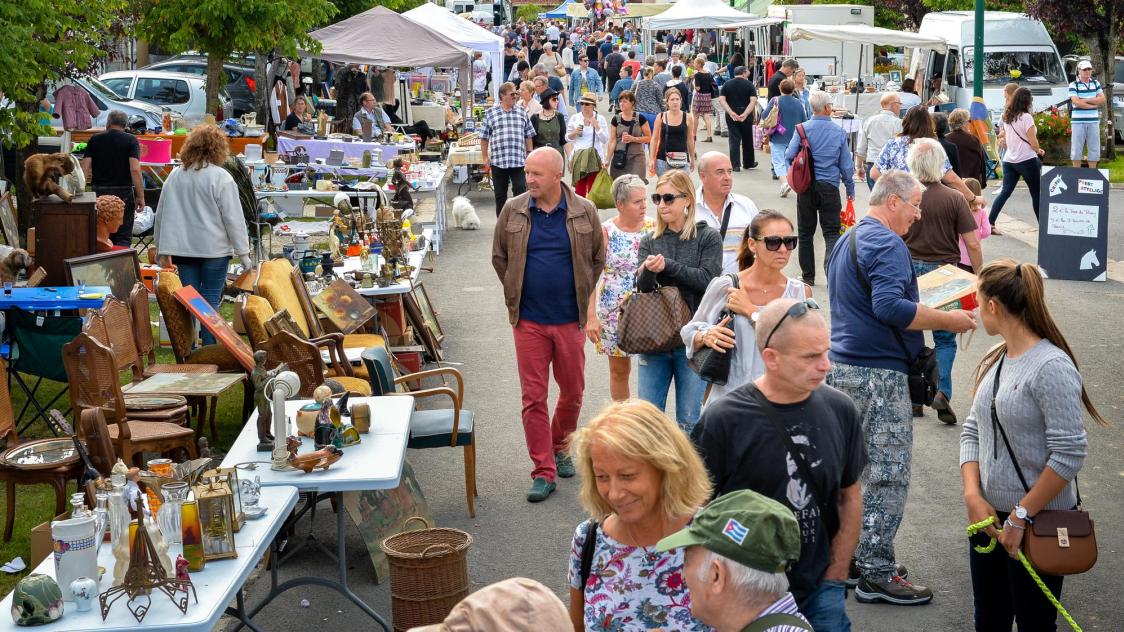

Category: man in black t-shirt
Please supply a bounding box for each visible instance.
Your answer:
[768,58,798,101]
[80,109,144,246]
[717,66,758,171]
[692,298,865,632]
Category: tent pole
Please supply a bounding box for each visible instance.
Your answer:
[855,43,863,113]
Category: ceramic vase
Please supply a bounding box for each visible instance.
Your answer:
[68,576,97,612]
[50,513,98,602]
[158,482,189,545]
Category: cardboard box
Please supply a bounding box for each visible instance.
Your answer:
[30,511,71,568]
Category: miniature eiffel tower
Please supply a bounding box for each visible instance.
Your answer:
[99,505,197,622]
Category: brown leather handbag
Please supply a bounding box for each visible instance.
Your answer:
[991,357,1098,576]
[616,286,691,355]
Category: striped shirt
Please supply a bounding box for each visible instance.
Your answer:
[741,592,811,631]
[1068,80,1102,122]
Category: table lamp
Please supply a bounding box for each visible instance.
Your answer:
[266,371,301,471]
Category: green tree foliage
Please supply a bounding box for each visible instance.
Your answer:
[330,0,426,22]
[137,0,338,116]
[517,4,546,23]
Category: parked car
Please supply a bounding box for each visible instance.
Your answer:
[144,57,256,116]
[98,70,233,121]
[44,77,164,131]
[1113,57,1123,142]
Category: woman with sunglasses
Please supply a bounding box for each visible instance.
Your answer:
[682,209,811,405]
[961,259,1104,631]
[649,89,696,177]
[635,170,722,432]
[531,88,568,159]
[567,94,609,197]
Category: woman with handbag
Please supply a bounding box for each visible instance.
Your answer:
[634,170,722,432]
[760,78,808,198]
[648,89,696,177]
[567,94,609,197]
[605,91,651,182]
[987,87,1045,230]
[960,259,1106,632]
[681,210,810,406]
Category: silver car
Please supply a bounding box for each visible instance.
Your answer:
[98,70,233,122]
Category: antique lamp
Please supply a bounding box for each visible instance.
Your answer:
[266,371,301,471]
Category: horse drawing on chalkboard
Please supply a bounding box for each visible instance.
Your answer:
[1080,248,1100,271]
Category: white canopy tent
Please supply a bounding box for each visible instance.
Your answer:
[404,3,504,100]
[787,24,948,54]
[642,0,754,30]
[304,6,474,100]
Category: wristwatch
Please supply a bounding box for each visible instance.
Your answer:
[1013,504,1034,523]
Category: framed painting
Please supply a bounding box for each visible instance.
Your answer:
[311,279,377,335]
[173,285,256,372]
[0,192,17,247]
[410,284,444,346]
[64,250,140,301]
[402,292,441,363]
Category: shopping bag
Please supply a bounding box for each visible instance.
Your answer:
[840,198,856,233]
[587,169,614,209]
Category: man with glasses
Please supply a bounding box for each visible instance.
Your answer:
[824,170,976,606]
[695,151,759,273]
[568,56,603,110]
[481,82,537,216]
[856,93,904,191]
[692,298,865,632]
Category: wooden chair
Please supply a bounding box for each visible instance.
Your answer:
[0,359,86,541]
[361,346,477,517]
[128,283,219,378]
[240,294,359,382]
[62,333,197,467]
[154,270,244,373]
[259,331,372,398]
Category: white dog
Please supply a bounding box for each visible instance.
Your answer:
[452,196,481,230]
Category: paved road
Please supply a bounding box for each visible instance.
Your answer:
[229,137,1123,632]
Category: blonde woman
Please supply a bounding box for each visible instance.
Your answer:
[635,170,722,431]
[649,89,696,177]
[517,80,542,116]
[567,400,713,632]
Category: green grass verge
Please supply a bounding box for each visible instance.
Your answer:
[0,300,248,594]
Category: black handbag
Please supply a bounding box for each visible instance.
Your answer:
[848,229,939,407]
[693,273,739,385]
[611,117,634,170]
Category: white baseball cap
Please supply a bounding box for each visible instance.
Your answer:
[1076,60,1093,71]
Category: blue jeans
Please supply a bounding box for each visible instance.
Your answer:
[801,579,851,632]
[911,259,957,398]
[989,157,1042,225]
[770,139,789,178]
[864,161,876,191]
[175,255,231,346]
[637,345,705,432]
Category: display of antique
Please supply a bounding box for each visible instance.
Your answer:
[50,506,98,605]
[239,474,267,520]
[180,499,205,572]
[192,479,237,561]
[202,468,245,532]
[11,574,64,625]
[252,350,290,451]
[285,436,343,473]
[98,504,195,623]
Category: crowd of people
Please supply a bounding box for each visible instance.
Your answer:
[478,19,1106,631]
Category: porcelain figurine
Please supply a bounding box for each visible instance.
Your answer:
[240,476,267,519]
[68,576,97,612]
[175,555,190,583]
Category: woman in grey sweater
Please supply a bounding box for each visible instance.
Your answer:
[960,259,1107,631]
[635,170,722,432]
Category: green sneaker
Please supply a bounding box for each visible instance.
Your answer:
[555,452,576,478]
[527,477,556,503]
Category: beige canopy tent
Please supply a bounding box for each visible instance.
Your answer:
[304,6,474,99]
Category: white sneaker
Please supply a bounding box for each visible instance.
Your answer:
[780,182,791,198]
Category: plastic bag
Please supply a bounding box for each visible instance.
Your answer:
[587,169,614,210]
[133,205,155,234]
[840,198,856,234]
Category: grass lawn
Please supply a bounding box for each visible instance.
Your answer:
[1102,152,1124,182]
[0,300,249,594]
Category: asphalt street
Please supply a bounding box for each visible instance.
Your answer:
[227,135,1124,631]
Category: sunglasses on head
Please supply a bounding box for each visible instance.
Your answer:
[651,193,686,205]
[753,235,798,251]
[762,299,821,349]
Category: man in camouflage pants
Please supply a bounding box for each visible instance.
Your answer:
[823,170,977,606]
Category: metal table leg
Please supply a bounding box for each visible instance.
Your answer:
[224,588,266,632]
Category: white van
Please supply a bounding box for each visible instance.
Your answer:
[768,4,875,78]
[910,11,1069,123]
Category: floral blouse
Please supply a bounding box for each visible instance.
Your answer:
[875,135,952,175]
[568,519,712,632]
[595,217,655,357]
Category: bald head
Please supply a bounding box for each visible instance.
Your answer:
[527,147,564,173]
[525,147,564,200]
[755,298,827,353]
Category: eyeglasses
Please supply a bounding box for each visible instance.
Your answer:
[894,194,922,215]
[651,193,687,205]
[753,235,799,251]
[762,299,821,349]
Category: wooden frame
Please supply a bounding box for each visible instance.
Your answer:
[0,192,17,247]
[173,285,256,372]
[312,279,377,335]
[64,249,141,301]
[411,283,444,346]
[403,291,441,363]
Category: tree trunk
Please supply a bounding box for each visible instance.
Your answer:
[1085,29,1117,161]
[255,52,269,128]
[207,54,224,118]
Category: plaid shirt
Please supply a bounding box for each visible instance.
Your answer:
[480,104,536,169]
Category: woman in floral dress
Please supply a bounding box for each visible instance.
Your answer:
[586,174,653,402]
[567,400,713,632]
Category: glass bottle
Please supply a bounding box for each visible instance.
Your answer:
[93,492,109,549]
[158,482,189,545]
[69,492,89,518]
[108,471,129,548]
[181,499,206,572]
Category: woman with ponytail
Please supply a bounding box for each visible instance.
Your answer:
[680,209,809,406]
[960,258,1106,632]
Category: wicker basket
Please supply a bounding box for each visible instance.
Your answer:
[380,517,473,632]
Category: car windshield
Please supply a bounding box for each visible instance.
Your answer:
[85,78,128,102]
[1115,63,1124,84]
[963,49,1065,85]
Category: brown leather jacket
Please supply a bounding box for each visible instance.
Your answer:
[491,182,605,327]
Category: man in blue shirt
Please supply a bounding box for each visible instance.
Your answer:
[825,170,976,607]
[1068,60,1104,168]
[785,90,854,287]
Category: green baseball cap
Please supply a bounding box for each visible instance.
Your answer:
[656,490,800,574]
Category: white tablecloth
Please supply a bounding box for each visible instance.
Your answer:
[831,91,888,120]
[276,137,414,164]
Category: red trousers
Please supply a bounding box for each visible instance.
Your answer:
[513,319,586,482]
[574,171,599,198]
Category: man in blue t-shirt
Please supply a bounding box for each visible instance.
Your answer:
[1068,60,1105,168]
[825,170,976,607]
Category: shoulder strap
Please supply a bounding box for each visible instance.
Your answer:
[579,520,599,588]
[741,613,814,632]
[719,201,733,239]
[847,229,912,364]
[751,385,837,535]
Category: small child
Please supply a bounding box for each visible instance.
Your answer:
[960,177,990,273]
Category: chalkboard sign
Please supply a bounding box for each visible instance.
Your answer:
[1037,167,1109,282]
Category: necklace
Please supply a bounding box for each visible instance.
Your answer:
[623,516,667,563]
